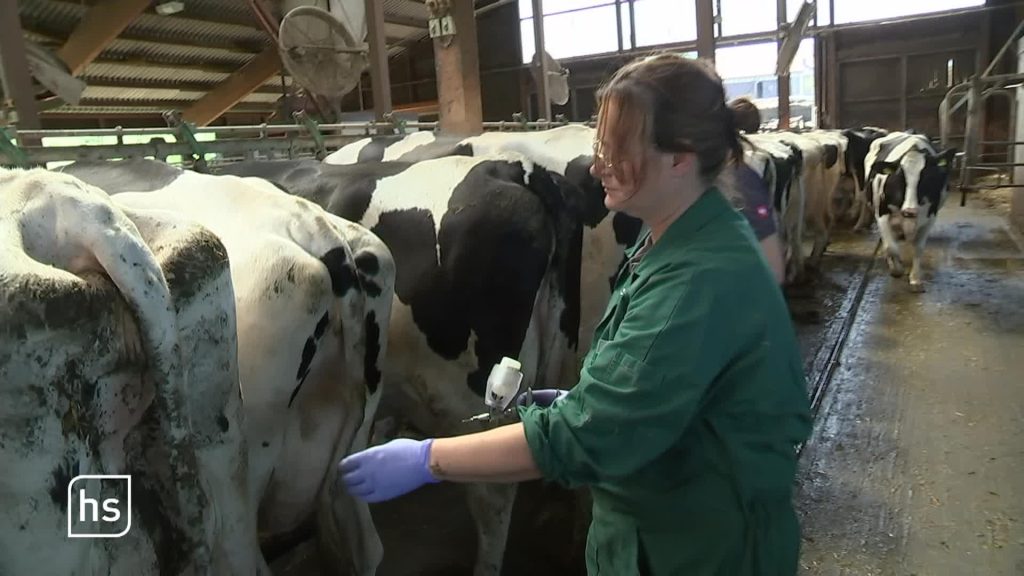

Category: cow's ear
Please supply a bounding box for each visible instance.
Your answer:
[872,161,899,175]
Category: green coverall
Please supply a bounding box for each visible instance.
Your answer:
[520,188,813,575]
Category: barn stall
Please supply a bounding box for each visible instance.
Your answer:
[1,1,1023,575]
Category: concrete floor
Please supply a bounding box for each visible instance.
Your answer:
[796,203,1024,576]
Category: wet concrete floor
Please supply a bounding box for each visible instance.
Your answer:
[796,204,1024,576]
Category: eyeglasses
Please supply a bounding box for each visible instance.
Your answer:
[592,141,620,173]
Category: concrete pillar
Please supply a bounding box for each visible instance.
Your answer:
[434,0,483,135]
[1012,38,1024,231]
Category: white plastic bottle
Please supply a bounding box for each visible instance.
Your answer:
[484,356,524,414]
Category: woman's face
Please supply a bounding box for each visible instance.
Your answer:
[590,140,685,219]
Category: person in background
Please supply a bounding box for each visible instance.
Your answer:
[727,96,786,284]
[338,54,812,575]
[729,96,762,134]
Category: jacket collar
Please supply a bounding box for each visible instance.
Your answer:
[625,187,731,271]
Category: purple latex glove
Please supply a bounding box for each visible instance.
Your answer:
[516,388,569,408]
[339,438,440,503]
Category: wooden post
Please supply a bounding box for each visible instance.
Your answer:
[365,0,392,121]
[776,0,790,130]
[530,0,550,120]
[434,0,483,135]
[696,0,716,63]
[0,0,41,129]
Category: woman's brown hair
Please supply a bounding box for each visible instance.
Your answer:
[728,96,762,134]
[594,53,742,187]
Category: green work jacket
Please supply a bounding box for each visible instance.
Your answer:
[520,188,812,575]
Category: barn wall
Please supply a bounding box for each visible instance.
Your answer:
[826,0,1019,159]
[831,13,985,140]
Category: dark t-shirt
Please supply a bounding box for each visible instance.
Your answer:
[730,163,777,240]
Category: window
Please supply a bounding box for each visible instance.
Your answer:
[520,5,621,62]
[519,0,696,62]
[633,0,696,47]
[832,0,983,25]
[717,0,777,37]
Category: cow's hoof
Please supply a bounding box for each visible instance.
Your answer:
[886,256,904,278]
[909,281,926,293]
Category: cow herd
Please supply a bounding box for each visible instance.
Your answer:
[0,123,955,575]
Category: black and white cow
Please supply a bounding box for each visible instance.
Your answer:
[326,131,473,164]
[217,149,606,576]
[56,160,397,575]
[0,168,266,575]
[319,125,644,361]
[865,132,956,291]
[842,126,890,230]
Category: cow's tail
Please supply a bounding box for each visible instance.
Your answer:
[521,163,585,390]
[312,213,394,576]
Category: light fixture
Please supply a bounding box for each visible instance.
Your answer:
[155,1,184,16]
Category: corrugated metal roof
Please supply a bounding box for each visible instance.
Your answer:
[101,39,255,68]
[78,86,281,104]
[79,62,290,89]
[383,0,431,21]
[126,14,269,50]
[19,0,269,50]
[18,0,447,121]
[43,104,274,115]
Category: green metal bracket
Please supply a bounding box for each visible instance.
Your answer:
[0,127,30,167]
[381,112,407,136]
[163,111,208,170]
[294,111,327,160]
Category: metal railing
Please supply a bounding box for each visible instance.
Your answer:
[939,20,1024,205]
[0,112,591,168]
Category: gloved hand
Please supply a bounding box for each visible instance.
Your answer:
[339,438,440,503]
[515,388,569,408]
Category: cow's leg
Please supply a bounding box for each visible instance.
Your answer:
[784,179,806,283]
[908,216,938,292]
[852,185,874,232]
[877,214,904,277]
[466,481,519,576]
[317,390,384,576]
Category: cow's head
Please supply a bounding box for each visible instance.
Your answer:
[872,146,955,219]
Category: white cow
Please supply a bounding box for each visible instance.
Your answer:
[113,171,395,575]
[0,167,265,575]
[55,160,398,575]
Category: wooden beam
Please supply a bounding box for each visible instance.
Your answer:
[366,0,393,120]
[776,0,790,129]
[57,0,151,75]
[696,0,716,63]
[182,48,281,127]
[434,0,483,134]
[0,0,41,129]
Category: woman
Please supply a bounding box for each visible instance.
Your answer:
[339,54,812,575]
[725,96,786,284]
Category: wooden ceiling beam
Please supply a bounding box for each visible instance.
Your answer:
[57,0,151,75]
[182,46,281,126]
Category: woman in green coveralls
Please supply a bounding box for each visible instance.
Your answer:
[339,53,812,575]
